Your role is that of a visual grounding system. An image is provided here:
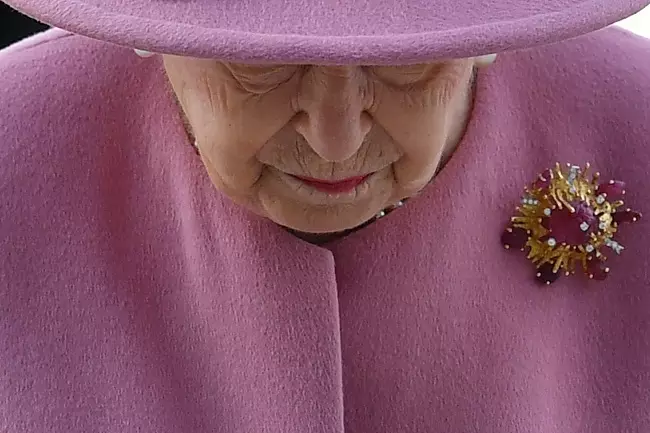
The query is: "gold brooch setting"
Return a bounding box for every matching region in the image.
[502,163,641,284]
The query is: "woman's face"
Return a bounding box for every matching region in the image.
[162,57,477,234]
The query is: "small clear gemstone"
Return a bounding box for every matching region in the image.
[547,238,557,247]
[580,222,589,232]
[567,166,580,185]
[605,239,624,254]
[599,222,607,230]
[586,244,594,252]
[544,208,552,216]
[596,195,606,204]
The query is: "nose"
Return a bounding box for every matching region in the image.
[293,66,372,162]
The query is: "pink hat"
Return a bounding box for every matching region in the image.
[3,0,649,64]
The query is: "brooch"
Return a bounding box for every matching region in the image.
[501,163,641,284]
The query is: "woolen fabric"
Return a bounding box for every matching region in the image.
[1,27,649,432]
[1,0,649,63]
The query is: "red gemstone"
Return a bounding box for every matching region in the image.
[532,169,552,190]
[502,227,529,250]
[596,180,626,200]
[612,209,641,225]
[546,201,597,245]
[586,256,609,281]
[536,263,561,285]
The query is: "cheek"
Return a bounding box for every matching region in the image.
[372,90,448,160]
[174,73,297,158]
[371,79,468,193]
[371,65,470,156]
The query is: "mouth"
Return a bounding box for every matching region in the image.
[290,174,372,193]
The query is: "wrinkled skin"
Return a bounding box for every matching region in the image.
[163,57,487,237]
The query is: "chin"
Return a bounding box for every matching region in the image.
[259,197,388,235]
[276,207,380,234]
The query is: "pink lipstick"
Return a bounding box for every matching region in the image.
[292,175,370,193]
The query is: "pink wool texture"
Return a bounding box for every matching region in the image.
[1,27,650,433]
[3,0,649,63]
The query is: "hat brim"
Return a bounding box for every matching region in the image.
[4,0,649,64]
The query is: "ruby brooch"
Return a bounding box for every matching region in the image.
[502,163,641,284]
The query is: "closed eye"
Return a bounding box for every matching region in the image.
[225,63,302,93]
[368,64,440,88]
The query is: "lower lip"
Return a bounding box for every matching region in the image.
[291,175,370,193]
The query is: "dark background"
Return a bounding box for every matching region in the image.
[1,3,48,48]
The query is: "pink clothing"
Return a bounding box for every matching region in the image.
[1,28,649,433]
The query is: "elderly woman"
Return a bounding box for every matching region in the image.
[1,0,650,431]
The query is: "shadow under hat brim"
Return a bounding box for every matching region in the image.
[4,0,649,64]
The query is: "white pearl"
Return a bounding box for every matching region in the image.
[475,53,497,67]
[134,49,155,58]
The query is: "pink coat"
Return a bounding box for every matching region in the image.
[1,27,649,432]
